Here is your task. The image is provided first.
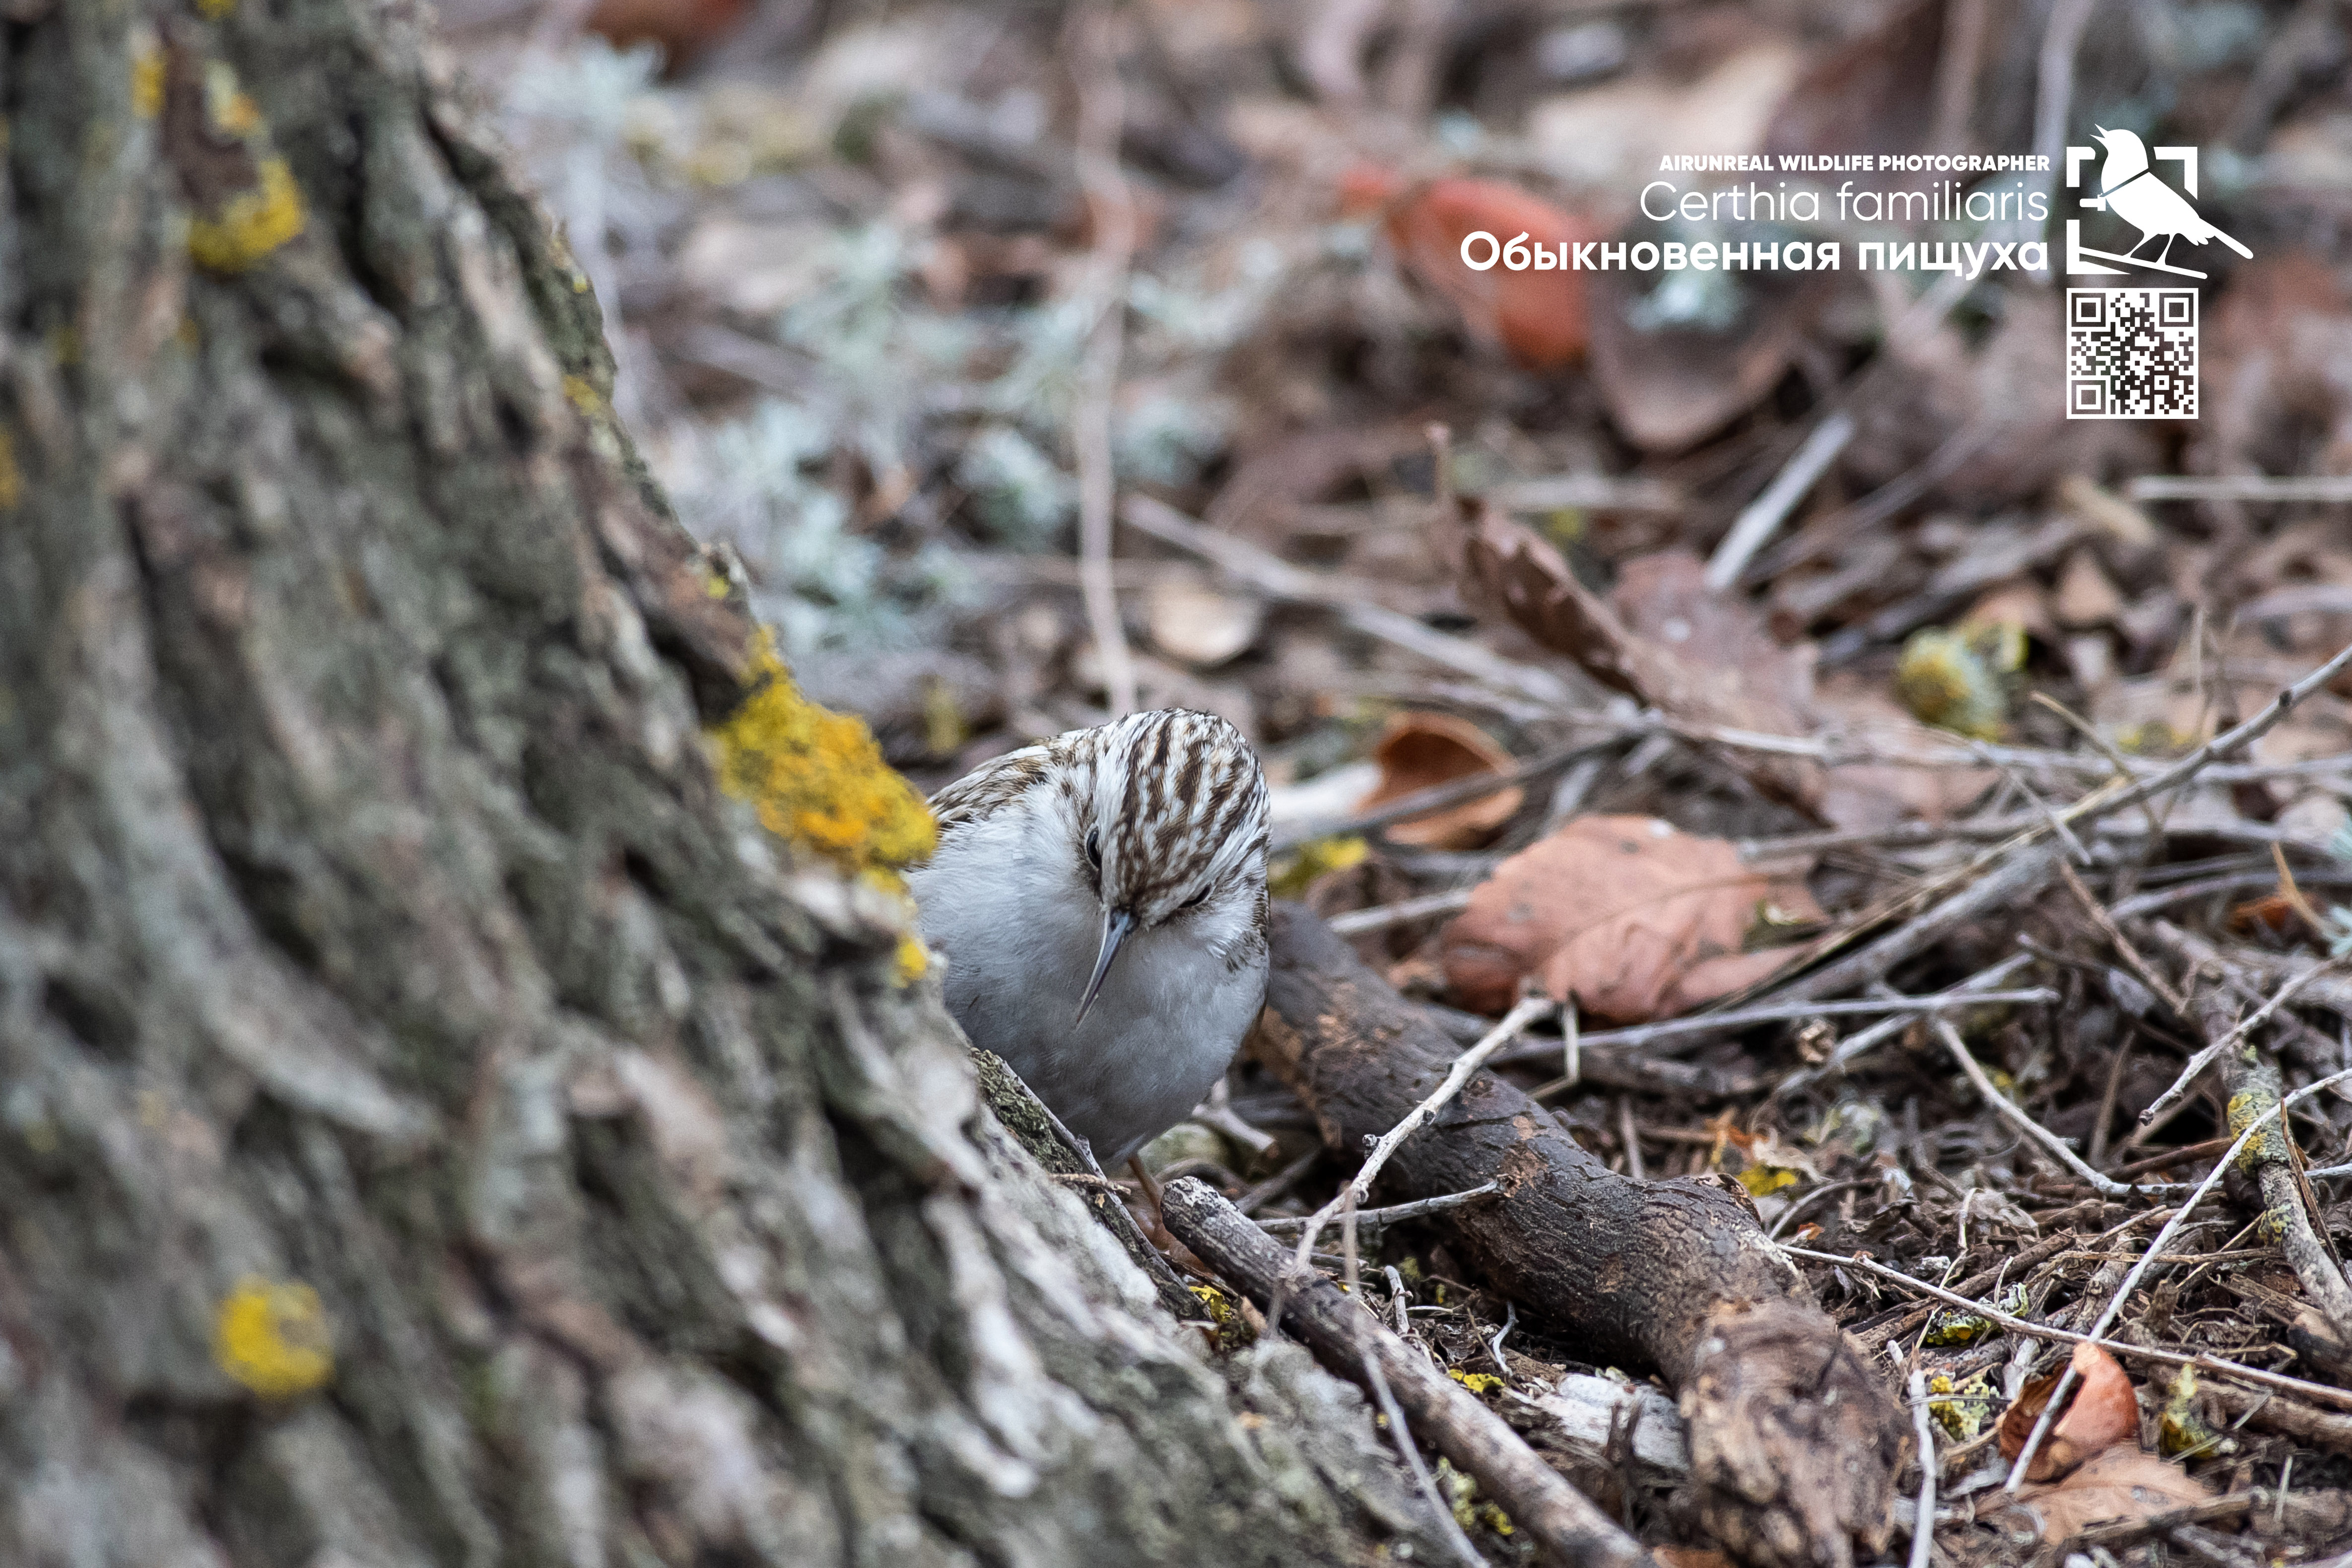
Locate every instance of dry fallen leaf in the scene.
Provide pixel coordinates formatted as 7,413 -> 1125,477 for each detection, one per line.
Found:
1808,673 -> 1997,831
1989,1446 -> 2212,1544
1651,1549 -> 1734,1568
2054,550 -> 2124,630
1354,712 -> 1523,849
1349,169 -> 1598,370
1585,267 -> 1824,453
1438,815 -> 1819,1020
1461,524 -> 1828,817
1145,580 -> 1263,668
1997,1341 -> 2141,1482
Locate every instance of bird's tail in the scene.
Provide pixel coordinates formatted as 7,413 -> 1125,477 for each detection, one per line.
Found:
2215,227 -> 2253,258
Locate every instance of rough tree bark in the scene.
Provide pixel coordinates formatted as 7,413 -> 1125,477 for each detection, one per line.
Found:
0,3 -> 1447,1563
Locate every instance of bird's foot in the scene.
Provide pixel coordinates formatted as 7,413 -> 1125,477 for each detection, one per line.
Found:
1128,1157 -> 1218,1278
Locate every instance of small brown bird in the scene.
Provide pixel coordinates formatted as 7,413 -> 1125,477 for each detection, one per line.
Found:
908,710 -> 1270,1168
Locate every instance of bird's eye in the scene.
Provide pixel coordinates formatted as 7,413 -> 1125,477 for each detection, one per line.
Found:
1085,830 -> 1102,870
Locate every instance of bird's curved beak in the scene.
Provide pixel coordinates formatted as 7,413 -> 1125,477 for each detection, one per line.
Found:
1075,908 -> 1135,1026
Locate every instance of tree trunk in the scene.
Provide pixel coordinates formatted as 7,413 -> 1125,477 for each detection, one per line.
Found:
0,4 -> 1442,1563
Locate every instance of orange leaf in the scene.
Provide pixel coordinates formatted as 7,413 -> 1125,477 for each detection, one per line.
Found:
1438,815 -> 1817,1020
1354,712 -> 1522,849
1378,177 -> 1597,369
1997,1341 -> 2140,1482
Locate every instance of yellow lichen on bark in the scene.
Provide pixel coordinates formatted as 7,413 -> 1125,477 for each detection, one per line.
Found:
131,47 -> 164,119
188,157 -> 306,273
0,429 -> 18,511
213,1276 -> 334,1397
709,630 -> 936,887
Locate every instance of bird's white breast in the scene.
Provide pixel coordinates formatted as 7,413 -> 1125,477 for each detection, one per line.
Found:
909,792 -> 1266,1166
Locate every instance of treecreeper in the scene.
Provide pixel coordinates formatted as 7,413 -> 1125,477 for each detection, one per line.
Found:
911,710 -> 1271,1166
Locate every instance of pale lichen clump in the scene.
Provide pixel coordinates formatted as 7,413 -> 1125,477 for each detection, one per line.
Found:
212,1276 -> 334,1397
1894,621 -> 2023,740
709,630 -> 937,890
188,157 -> 307,273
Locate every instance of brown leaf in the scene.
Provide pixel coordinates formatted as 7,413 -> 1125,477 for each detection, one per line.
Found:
1989,1446 -> 2212,1544
1586,271 -> 1822,453
1438,815 -> 1818,1021
1652,1549 -> 1733,1568
1609,552 -> 1814,739
1460,524 -> 1827,818
1997,1342 -> 2141,1482
1206,422 -> 1423,545
1355,712 -> 1523,849
1145,580 -> 1263,668
1376,176 -> 1598,370
1808,674 -> 1997,831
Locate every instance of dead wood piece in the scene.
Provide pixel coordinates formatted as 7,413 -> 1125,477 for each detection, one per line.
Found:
1261,902 -> 1904,1568
1526,1373 -> 1692,1488
2200,1378 -> 2352,1452
2199,1001 -> 2352,1380
1161,1177 -> 1653,1568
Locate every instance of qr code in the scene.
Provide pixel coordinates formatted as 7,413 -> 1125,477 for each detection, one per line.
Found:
2067,288 -> 2197,419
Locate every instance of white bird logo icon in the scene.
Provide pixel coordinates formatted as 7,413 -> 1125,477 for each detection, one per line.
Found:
2081,127 -> 2250,273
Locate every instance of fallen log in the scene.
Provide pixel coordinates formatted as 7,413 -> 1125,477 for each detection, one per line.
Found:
1164,1177 -> 1656,1568
1258,902 -> 1903,1568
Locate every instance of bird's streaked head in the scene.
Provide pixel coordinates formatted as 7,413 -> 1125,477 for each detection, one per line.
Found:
1069,710 -> 1268,1023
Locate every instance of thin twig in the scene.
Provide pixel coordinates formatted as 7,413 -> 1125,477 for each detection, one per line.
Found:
1274,738 -> 1613,854
1253,1182 -> 1501,1235
2138,954 -> 2352,1127
1907,1368 -> 1938,1568
1328,887 -> 1478,936
1357,1331 -> 1488,1568
1930,1017 -> 2137,1197
1237,1146 -> 1320,1216
2056,853 -> 2189,1016
1492,985 -> 2058,1068
2028,0 -> 2101,282
2005,1062 -> 2352,1490
1774,956 -> 2042,1100
1070,7 -> 1139,717
2060,637 -> 2352,831
2132,475 -> 2352,503
1290,995 -> 1555,1273
1706,409 -> 1857,591
1123,493 -> 1575,708
1780,1242 -> 2352,1412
